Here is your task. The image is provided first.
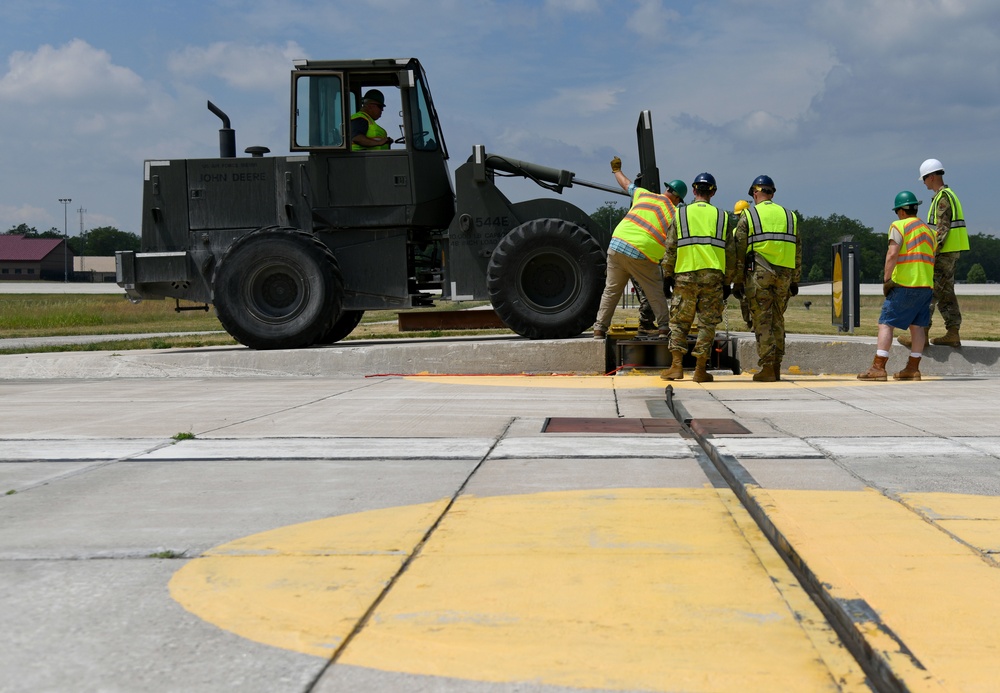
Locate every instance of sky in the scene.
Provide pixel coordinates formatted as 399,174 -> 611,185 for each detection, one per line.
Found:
1,0 -> 998,242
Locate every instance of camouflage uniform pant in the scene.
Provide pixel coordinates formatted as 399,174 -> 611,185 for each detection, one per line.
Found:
739,294 -> 753,329
929,252 -> 962,331
667,269 -> 725,359
634,281 -> 657,331
746,266 -> 793,368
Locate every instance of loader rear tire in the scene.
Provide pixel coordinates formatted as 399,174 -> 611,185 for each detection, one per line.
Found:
315,310 -> 364,345
487,219 -> 606,339
214,227 -> 342,350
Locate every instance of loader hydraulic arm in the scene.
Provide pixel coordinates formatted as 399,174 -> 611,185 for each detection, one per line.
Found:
466,109 -> 658,199
468,145 -> 627,197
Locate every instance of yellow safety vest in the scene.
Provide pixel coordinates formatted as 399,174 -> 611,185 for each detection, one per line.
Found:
890,217 -> 937,288
350,111 -> 389,151
743,200 -> 797,269
675,201 -> 727,273
612,188 -> 676,262
927,186 -> 969,252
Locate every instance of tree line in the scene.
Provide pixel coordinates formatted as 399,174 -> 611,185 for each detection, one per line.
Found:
589,203 -> 997,283
4,223 -> 140,257
8,212 -> 999,284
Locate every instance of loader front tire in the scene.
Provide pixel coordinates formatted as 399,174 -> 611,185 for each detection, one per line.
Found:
487,219 -> 606,339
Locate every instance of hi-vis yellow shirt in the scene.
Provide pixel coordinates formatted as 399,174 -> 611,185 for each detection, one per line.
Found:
612,188 -> 676,262
742,200 -> 797,269
890,217 -> 937,288
351,111 -> 389,151
675,202 -> 727,273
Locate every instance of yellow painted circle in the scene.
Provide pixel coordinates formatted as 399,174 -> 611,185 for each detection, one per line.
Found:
170,489 -> 861,691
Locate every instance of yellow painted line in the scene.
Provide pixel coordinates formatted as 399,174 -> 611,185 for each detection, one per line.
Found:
401,373 -> 935,389
170,489 -> 865,691
750,487 -> 1000,691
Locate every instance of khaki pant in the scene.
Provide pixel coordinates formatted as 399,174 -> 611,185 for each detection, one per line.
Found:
593,251 -> 670,331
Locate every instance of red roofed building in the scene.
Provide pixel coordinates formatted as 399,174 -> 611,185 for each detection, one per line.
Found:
0,235 -> 75,281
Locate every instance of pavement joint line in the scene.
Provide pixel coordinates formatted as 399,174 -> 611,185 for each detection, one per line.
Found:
714,489 -> 871,690
302,417 -> 516,693
189,377 -> 390,438
663,384 -> 914,693
0,438 -> 183,495
882,489 -> 1000,569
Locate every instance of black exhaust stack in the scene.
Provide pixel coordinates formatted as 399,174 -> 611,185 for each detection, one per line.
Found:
207,101 -> 236,158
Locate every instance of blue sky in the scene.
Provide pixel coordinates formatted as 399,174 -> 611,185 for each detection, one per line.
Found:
1,0 -> 998,242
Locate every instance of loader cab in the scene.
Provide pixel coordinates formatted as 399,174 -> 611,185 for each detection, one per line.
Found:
290,58 -> 455,231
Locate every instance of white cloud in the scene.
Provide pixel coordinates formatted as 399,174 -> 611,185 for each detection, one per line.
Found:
0,204 -> 51,231
545,0 -> 600,12
0,39 -> 143,105
537,85 -> 625,117
167,41 -> 306,90
625,0 -> 680,42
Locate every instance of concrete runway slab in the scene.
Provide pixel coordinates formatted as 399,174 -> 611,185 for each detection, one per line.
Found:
3,339 -> 1000,692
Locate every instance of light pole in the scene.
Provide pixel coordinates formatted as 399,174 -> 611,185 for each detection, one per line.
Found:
59,198 -> 72,282
606,200 -> 617,235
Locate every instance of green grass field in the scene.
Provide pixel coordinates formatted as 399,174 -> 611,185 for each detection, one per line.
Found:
1,292 -> 998,354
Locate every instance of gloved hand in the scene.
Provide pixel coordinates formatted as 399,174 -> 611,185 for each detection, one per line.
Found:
610,156 -> 622,173
663,275 -> 674,299
789,282 -> 798,297
732,283 -> 745,300
883,280 -> 898,297
722,284 -> 732,300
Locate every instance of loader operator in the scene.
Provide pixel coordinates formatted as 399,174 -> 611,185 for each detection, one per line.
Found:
351,89 -> 393,151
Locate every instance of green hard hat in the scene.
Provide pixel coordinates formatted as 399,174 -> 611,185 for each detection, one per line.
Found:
892,190 -> 921,210
665,179 -> 687,200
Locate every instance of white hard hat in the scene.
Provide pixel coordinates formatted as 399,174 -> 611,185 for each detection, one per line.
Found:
919,158 -> 944,180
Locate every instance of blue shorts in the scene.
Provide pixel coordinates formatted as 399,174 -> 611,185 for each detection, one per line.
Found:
879,286 -> 933,329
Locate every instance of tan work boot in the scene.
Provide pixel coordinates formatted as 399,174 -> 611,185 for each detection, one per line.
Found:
893,355 -> 922,380
930,328 -> 961,347
692,358 -> 713,383
857,355 -> 889,381
896,332 -> 913,348
752,364 -> 776,382
773,359 -> 782,381
659,351 -> 685,380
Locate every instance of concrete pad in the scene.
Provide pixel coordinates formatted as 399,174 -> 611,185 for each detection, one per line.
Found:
710,438 -> 824,459
489,436 -> 696,459
738,458 -> 867,492
0,460 -> 110,492
808,436 -> 983,459
5,334 -> 1000,691
0,335 -> 609,379
1,559 -> 323,693
0,458 -> 478,559
0,438 -> 169,460
135,437 -> 494,461
464,457 -> 711,496
954,436 -> 1000,456
834,457 -> 1000,496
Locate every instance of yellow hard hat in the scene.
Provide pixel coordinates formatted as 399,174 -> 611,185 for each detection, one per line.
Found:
733,199 -> 750,214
